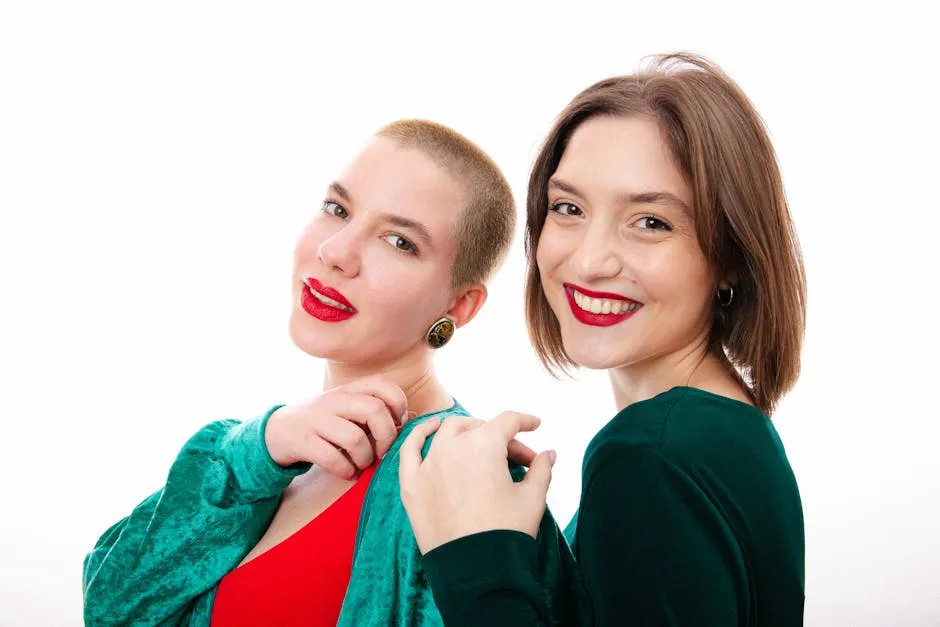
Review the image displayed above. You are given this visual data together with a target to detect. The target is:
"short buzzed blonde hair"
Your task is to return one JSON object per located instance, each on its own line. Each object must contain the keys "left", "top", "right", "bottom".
{"left": 377, "top": 120, "right": 516, "bottom": 287}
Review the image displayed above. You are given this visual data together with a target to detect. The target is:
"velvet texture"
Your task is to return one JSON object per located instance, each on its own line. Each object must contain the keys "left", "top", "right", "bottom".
{"left": 83, "top": 403, "right": 586, "bottom": 626}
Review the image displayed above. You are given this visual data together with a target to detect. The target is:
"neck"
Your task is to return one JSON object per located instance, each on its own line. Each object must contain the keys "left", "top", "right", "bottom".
{"left": 322, "top": 345, "right": 452, "bottom": 421}
{"left": 608, "top": 330, "right": 750, "bottom": 412}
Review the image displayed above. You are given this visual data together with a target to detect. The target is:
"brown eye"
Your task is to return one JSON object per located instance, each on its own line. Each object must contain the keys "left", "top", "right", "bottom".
{"left": 322, "top": 201, "right": 349, "bottom": 220}
{"left": 635, "top": 216, "right": 671, "bottom": 231}
{"left": 550, "top": 202, "right": 583, "bottom": 217}
{"left": 384, "top": 234, "right": 418, "bottom": 255}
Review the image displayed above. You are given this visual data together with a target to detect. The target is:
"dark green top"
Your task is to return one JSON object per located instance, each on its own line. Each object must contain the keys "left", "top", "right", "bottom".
{"left": 423, "top": 386, "right": 805, "bottom": 626}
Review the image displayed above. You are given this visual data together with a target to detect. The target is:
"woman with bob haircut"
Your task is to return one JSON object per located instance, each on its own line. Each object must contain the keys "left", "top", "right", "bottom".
{"left": 401, "top": 53, "right": 807, "bottom": 626}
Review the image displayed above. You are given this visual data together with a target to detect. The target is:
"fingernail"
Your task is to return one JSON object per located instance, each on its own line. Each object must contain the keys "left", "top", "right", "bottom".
{"left": 548, "top": 450, "right": 557, "bottom": 467}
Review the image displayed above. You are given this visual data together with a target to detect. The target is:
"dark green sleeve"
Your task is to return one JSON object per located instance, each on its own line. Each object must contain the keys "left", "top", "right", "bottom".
{"left": 422, "top": 530, "right": 552, "bottom": 626}
{"left": 82, "top": 406, "right": 311, "bottom": 626}
{"left": 574, "top": 447, "right": 747, "bottom": 625}
{"left": 422, "top": 448, "right": 747, "bottom": 626}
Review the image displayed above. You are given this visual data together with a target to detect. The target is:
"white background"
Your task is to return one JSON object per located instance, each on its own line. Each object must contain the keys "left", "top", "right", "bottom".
{"left": 1, "top": 1, "right": 938, "bottom": 625}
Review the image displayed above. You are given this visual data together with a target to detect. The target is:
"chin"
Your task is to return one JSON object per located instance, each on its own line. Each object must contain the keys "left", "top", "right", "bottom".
{"left": 288, "top": 315, "right": 340, "bottom": 360}
{"left": 562, "top": 338, "right": 634, "bottom": 371}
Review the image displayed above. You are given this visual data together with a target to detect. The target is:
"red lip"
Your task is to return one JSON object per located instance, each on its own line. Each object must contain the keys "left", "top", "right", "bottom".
{"left": 305, "top": 278, "right": 355, "bottom": 309}
{"left": 301, "top": 278, "right": 357, "bottom": 322}
{"left": 565, "top": 283, "right": 640, "bottom": 302}
{"left": 564, "top": 283, "right": 641, "bottom": 328}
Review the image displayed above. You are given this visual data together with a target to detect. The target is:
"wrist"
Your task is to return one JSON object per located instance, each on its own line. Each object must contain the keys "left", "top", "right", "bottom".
{"left": 263, "top": 405, "right": 297, "bottom": 468}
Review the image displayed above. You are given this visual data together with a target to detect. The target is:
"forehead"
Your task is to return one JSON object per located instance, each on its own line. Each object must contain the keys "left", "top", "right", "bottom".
{"left": 554, "top": 116, "right": 692, "bottom": 208}
{"left": 338, "top": 137, "right": 465, "bottom": 237}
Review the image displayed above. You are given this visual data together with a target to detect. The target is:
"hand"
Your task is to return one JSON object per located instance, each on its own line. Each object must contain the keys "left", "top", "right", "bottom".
{"left": 446, "top": 416, "right": 539, "bottom": 467}
{"left": 264, "top": 375, "right": 407, "bottom": 479}
{"left": 399, "top": 412, "right": 556, "bottom": 554}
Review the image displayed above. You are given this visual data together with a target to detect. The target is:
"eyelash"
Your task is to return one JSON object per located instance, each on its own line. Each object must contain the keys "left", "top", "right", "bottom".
{"left": 549, "top": 202, "right": 672, "bottom": 232}
{"left": 634, "top": 216, "right": 672, "bottom": 231}
{"left": 548, "top": 202, "right": 583, "bottom": 217}
{"left": 322, "top": 200, "right": 349, "bottom": 220}
{"left": 384, "top": 234, "right": 418, "bottom": 255}
{"left": 321, "top": 200, "right": 419, "bottom": 256}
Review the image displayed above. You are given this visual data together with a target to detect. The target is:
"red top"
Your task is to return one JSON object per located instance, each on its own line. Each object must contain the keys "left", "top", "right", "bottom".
{"left": 211, "top": 464, "right": 378, "bottom": 627}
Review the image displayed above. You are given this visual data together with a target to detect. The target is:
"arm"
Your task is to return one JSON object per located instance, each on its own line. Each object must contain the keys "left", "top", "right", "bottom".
{"left": 82, "top": 407, "right": 310, "bottom": 626}
{"left": 401, "top": 414, "right": 584, "bottom": 626}
{"left": 422, "top": 447, "right": 747, "bottom": 626}
{"left": 422, "top": 530, "right": 554, "bottom": 626}
{"left": 574, "top": 447, "right": 747, "bottom": 625}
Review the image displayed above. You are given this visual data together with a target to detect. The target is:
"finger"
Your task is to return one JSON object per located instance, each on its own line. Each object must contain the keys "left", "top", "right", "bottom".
{"left": 436, "top": 415, "right": 481, "bottom": 439}
{"left": 398, "top": 418, "right": 441, "bottom": 483}
{"left": 353, "top": 395, "right": 400, "bottom": 459}
{"left": 485, "top": 411, "right": 542, "bottom": 444}
{"left": 521, "top": 449, "right": 556, "bottom": 500}
{"left": 304, "top": 435, "right": 358, "bottom": 479}
{"left": 329, "top": 393, "right": 398, "bottom": 459}
{"left": 507, "top": 438, "right": 538, "bottom": 467}
{"left": 317, "top": 415, "right": 375, "bottom": 470}
{"left": 342, "top": 376, "right": 408, "bottom": 425}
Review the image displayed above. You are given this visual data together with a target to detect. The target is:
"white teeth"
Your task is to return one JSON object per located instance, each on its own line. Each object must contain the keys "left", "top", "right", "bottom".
{"left": 570, "top": 288, "right": 639, "bottom": 316}
{"left": 311, "top": 288, "right": 354, "bottom": 312}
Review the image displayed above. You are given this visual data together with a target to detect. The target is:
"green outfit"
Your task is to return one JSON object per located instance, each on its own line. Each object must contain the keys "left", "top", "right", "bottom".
{"left": 82, "top": 402, "right": 586, "bottom": 626}
{"left": 424, "top": 387, "right": 805, "bottom": 625}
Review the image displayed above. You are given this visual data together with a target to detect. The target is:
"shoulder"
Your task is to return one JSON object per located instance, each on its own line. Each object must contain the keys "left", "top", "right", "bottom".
{"left": 582, "top": 388, "right": 801, "bottom": 531}
{"left": 384, "top": 401, "right": 470, "bottom": 464}
{"left": 585, "top": 387, "right": 786, "bottom": 485}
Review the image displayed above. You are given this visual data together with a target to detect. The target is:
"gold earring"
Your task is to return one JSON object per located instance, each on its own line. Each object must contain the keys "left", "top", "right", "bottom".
{"left": 425, "top": 317, "right": 455, "bottom": 349}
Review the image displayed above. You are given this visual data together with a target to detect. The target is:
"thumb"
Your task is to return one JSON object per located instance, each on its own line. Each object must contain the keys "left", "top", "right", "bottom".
{"left": 398, "top": 418, "right": 441, "bottom": 486}
{"left": 521, "top": 449, "right": 555, "bottom": 500}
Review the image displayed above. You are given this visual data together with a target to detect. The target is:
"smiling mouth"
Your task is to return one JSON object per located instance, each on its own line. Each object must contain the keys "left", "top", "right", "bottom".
{"left": 308, "top": 288, "right": 355, "bottom": 312}
{"left": 564, "top": 283, "right": 642, "bottom": 327}
{"left": 570, "top": 289, "right": 641, "bottom": 315}
{"left": 301, "top": 277, "right": 357, "bottom": 322}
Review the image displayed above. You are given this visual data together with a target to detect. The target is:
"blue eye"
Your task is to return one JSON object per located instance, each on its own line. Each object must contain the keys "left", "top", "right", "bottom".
{"left": 383, "top": 234, "right": 418, "bottom": 255}
{"left": 635, "top": 216, "right": 671, "bottom": 231}
{"left": 549, "top": 202, "right": 583, "bottom": 217}
{"left": 322, "top": 201, "right": 349, "bottom": 220}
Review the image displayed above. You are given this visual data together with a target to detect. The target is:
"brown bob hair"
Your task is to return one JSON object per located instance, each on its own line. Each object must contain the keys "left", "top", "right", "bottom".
{"left": 525, "top": 53, "right": 806, "bottom": 415}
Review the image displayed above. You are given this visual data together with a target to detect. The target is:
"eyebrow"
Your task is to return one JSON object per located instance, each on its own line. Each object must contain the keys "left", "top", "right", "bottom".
{"left": 548, "top": 177, "right": 691, "bottom": 215}
{"left": 327, "top": 181, "right": 433, "bottom": 247}
{"left": 328, "top": 181, "right": 352, "bottom": 201}
{"left": 378, "top": 213, "right": 433, "bottom": 247}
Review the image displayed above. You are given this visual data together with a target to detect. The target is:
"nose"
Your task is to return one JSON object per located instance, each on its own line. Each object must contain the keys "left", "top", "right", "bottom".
{"left": 570, "top": 219, "right": 623, "bottom": 281}
{"left": 316, "top": 225, "right": 363, "bottom": 278}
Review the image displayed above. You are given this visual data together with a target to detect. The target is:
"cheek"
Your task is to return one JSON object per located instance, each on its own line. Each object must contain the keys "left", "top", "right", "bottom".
{"left": 365, "top": 261, "right": 448, "bottom": 321}
{"left": 535, "top": 223, "right": 569, "bottom": 278}
{"left": 643, "top": 246, "right": 713, "bottom": 312}
{"left": 293, "top": 220, "right": 327, "bottom": 267}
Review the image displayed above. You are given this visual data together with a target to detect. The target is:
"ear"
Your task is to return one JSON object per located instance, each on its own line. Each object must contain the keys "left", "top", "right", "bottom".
{"left": 443, "top": 283, "right": 488, "bottom": 329}
{"left": 717, "top": 270, "right": 739, "bottom": 289}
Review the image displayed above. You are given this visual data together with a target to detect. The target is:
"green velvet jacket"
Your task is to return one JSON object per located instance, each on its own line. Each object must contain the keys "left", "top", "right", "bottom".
{"left": 82, "top": 402, "right": 588, "bottom": 626}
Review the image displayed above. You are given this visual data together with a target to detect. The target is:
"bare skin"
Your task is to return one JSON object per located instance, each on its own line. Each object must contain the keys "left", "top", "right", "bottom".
{"left": 240, "top": 369, "right": 452, "bottom": 565}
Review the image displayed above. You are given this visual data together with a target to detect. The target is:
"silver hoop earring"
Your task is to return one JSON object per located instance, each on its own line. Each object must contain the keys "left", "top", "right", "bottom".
{"left": 717, "top": 285, "right": 734, "bottom": 308}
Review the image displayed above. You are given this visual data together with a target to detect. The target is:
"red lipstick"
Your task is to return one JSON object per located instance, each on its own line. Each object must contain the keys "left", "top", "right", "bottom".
{"left": 301, "top": 278, "right": 357, "bottom": 322}
{"left": 564, "top": 283, "right": 642, "bottom": 327}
